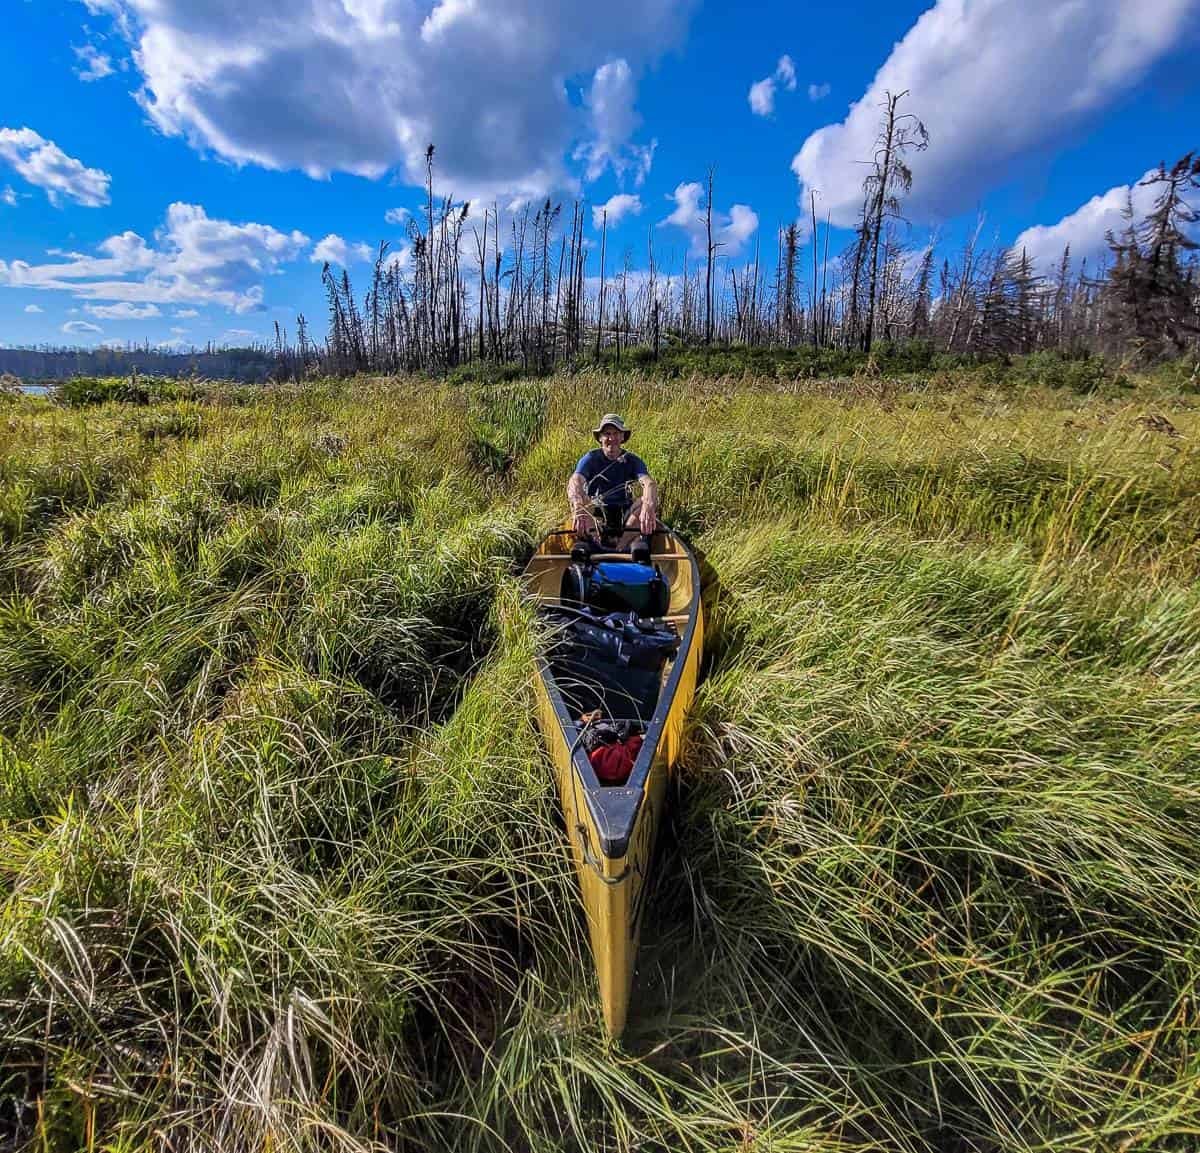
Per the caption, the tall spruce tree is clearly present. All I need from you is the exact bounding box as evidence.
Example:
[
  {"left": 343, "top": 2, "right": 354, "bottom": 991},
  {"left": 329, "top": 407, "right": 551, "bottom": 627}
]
[
  {"left": 1104, "top": 154, "right": 1200, "bottom": 361},
  {"left": 1137, "top": 154, "right": 1200, "bottom": 359}
]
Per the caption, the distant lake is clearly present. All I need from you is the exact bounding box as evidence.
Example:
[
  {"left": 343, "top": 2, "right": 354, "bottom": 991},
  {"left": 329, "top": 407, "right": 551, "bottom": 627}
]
[{"left": 20, "top": 384, "right": 52, "bottom": 396}]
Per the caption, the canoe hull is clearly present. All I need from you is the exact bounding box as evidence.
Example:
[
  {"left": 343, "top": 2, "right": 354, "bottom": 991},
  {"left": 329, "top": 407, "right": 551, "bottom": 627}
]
[{"left": 526, "top": 527, "right": 704, "bottom": 1037}]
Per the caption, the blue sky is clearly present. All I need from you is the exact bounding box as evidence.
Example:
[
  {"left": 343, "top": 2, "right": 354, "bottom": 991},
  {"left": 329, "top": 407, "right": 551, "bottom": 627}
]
[{"left": 2, "top": 0, "right": 1198, "bottom": 351}]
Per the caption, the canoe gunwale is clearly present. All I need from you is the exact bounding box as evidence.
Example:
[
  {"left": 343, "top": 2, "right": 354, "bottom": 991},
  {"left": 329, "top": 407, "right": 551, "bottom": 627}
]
[{"left": 531, "top": 525, "right": 702, "bottom": 860}]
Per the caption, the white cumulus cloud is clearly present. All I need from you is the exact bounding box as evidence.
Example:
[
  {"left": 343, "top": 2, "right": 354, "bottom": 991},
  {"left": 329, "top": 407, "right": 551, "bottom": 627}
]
[
  {"left": 83, "top": 0, "right": 694, "bottom": 200},
  {"left": 807, "top": 82, "right": 830, "bottom": 102},
  {"left": 24, "top": 304, "right": 43, "bottom": 313},
  {"left": 1012, "top": 165, "right": 1200, "bottom": 274},
  {"left": 0, "top": 203, "right": 309, "bottom": 313},
  {"left": 311, "top": 234, "right": 374, "bottom": 266},
  {"left": 385, "top": 207, "right": 410, "bottom": 225},
  {"left": 792, "top": 0, "right": 1200, "bottom": 227},
  {"left": 0, "top": 127, "right": 111, "bottom": 207},
  {"left": 749, "top": 78, "right": 776, "bottom": 117},
  {"left": 593, "top": 193, "right": 643, "bottom": 229},
  {"left": 2, "top": 186, "right": 17, "bottom": 207},
  {"left": 63, "top": 320, "right": 102, "bottom": 334},
  {"left": 661, "top": 181, "right": 758, "bottom": 256}
]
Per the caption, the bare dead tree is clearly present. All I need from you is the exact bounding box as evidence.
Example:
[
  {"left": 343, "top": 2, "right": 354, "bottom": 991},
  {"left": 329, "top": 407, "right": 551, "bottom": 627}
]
[
  {"left": 705, "top": 166, "right": 716, "bottom": 345},
  {"left": 861, "top": 90, "right": 929, "bottom": 352},
  {"left": 596, "top": 208, "right": 608, "bottom": 361}
]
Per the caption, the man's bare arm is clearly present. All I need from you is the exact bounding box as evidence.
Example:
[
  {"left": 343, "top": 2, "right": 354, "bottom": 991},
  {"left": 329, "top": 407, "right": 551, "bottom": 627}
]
[
  {"left": 567, "top": 472, "right": 589, "bottom": 511},
  {"left": 568, "top": 472, "right": 595, "bottom": 535},
  {"left": 638, "top": 475, "right": 658, "bottom": 535}
]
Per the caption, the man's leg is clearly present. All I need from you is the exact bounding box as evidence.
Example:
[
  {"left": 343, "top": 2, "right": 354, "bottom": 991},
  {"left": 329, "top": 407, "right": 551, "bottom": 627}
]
[
  {"left": 598, "top": 502, "right": 631, "bottom": 542},
  {"left": 621, "top": 499, "right": 659, "bottom": 564},
  {"left": 623, "top": 500, "right": 662, "bottom": 532}
]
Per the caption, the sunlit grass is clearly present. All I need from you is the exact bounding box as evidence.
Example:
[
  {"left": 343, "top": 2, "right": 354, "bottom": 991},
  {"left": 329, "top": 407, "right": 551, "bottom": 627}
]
[{"left": 2, "top": 366, "right": 1198, "bottom": 1150}]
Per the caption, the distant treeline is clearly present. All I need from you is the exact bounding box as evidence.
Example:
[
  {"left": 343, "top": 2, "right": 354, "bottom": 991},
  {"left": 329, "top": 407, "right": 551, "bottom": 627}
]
[
  {"left": 0, "top": 343, "right": 277, "bottom": 383},
  {"left": 306, "top": 129, "right": 1199, "bottom": 379},
  {"left": 8, "top": 111, "right": 1197, "bottom": 387}
]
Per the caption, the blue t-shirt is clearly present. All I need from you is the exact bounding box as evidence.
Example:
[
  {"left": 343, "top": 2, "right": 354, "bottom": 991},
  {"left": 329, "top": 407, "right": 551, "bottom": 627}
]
[{"left": 574, "top": 448, "right": 650, "bottom": 508}]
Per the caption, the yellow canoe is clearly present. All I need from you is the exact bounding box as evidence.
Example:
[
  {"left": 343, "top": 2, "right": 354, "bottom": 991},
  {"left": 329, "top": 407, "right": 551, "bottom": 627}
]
[{"left": 523, "top": 526, "right": 704, "bottom": 1037}]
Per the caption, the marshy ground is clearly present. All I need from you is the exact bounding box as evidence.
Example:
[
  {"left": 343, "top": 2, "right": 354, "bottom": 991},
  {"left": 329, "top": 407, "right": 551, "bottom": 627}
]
[{"left": 1, "top": 364, "right": 1199, "bottom": 1151}]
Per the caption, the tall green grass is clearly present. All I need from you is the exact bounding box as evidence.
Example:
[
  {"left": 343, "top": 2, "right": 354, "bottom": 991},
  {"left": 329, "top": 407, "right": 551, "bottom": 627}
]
[{"left": 2, "top": 366, "right": 1198, "bottom": 1150}]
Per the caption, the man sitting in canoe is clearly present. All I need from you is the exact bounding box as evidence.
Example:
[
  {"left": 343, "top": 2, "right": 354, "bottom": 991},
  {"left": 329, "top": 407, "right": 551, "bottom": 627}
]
[{"left": 568, "top": 414, "right": 658, "bottom": 553}]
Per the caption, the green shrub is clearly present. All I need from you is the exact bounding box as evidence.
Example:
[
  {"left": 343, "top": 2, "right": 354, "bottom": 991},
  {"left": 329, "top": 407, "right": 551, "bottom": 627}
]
[
  {"left": 1148, "top": 355, "right": 1200, "bottom": 392},
  {"left": 55, "top": 374, "right": 196, "bottom": 407},
  {"left": 446, "top": 360, "right": 545, "bottom": 387},
  {"left": 1010, "top": 350, "right": 1130, "bottom": 394}
]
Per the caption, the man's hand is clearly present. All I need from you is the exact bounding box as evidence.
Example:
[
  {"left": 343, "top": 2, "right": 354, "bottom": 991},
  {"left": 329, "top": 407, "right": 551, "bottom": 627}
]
[{"left": 573, "top": 509, "right": 596, "bottom": 537}]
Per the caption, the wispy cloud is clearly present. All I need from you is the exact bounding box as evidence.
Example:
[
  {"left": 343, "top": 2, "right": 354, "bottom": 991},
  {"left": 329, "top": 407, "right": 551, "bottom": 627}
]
[
  {"left": 575, "top": 58, "right": 656, "bottom": 186},
  {"left": 85, "top": 301, "right": 161, "bottom": 320},
  {"left": 749, "top": 79, "right": 776, "bottom": 117},
  {"left": 63, "top": 320, "right": 102, "bottom": 334},
  {"left": 73, "top": 44, "right": 115, "bottom": 82},
  {"left": 0, "top": 127, "right": 111, "bottom": 207}
]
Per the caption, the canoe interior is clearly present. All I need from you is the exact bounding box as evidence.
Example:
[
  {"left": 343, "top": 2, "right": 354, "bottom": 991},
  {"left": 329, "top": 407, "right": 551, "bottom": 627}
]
[{"left": 524, "top": 528, "right": 697, "bottom": 765}]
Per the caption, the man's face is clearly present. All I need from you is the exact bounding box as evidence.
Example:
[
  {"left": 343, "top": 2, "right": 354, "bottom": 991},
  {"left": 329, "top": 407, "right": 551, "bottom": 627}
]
[{"left": 599, "top": 427, "right": 624, "bottom": 458}]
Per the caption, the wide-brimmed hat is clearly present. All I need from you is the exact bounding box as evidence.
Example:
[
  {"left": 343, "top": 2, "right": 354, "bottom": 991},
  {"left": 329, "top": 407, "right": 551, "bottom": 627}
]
[{"left": 593, "top": 413, "right": 632, "bottom": 441}]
